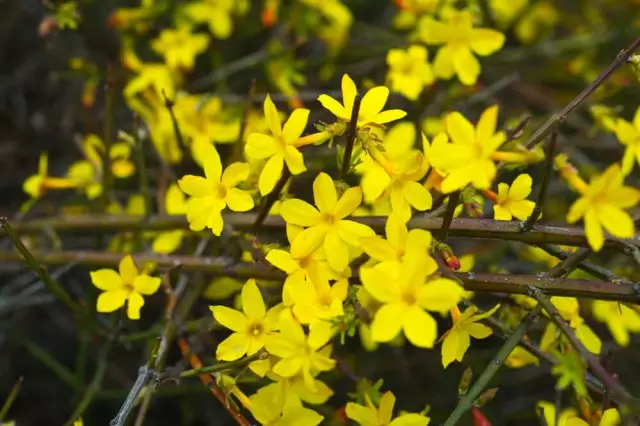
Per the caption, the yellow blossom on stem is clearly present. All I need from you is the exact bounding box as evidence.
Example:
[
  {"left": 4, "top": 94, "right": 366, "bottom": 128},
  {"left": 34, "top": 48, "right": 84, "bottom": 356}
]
[
  {"left": 360, "top": 248, "right": 464, "bottom": 348},
  {"left": 418, "top": 10, "right": 505, "bottom": 85},
  {"left": 23, "top": 153, "right": 76, "bottom": 199},
  {"left": 288, "top": 270, "right": 348, "bottom": 325},
  {"left": 566, "top": 164, "right": 640, "bottom": 252},
  {"left": 540, "top": 297, "right": 601, "bottom": 355},
  {"left": 151, "top": 26, "right": 209, "bottom": 70},
  {"left": 385, "top": 45, "right": 435, "bottom": 101},
  {"left": 90, "top": 254, "right": 161, "bottom": 320},
  {"left": 246, "top": 94, "right": 328, "bottom": 195},
  {"left": 124, "top": 62, "right": 178, "bottom": 100},
  {"left": 178, "top": 144, "right": 254, "bottom": 236},
  {"left": 440, "top": 304, "right": 499, "bottom": 368},
  {"left": 537, "top": 401, "right": 580, "bottom": 426},
  {"left": 280, "top": 173, "right": 375, "bottom": 272},
  {"left": 613, "top": 107, "right": 640, "bottom": 175},
  {"left": 429, "top": 106, "right": 538, "bottom": 193},
  {"left": 359, "top": 122, "right": 432, "bottom": 220},
  {"left": 183, "top": 0, "right": 249, "bottom": 39},
  {"left": 360, "top": 213, "right": 433, "bottom": 265},
  {"left": 210, "top": 279, "right": 280, "bottom": 361},
  {"left": 264, "top": 313, "right": 336, "bottom": 390},
  {"left": 505, "top": 346, "right": 540, "bottom": 368},
  {"left": 492, "top": 174, "right": 536, "bottom": 220},
  {"left": 318, "top": 74, "right": 407, "bottom": 130},
  {"left": 567, "top": 409, "right": 621, "bottom": 426},
  {"left": 592, "top": 301, "right": 640, "bottom": 347},
  {"left": 249, "top": 380, "right": 323, "bottom": 426},
  {"left": 346, "top": 390, "right": 430, "bottom": 426}
]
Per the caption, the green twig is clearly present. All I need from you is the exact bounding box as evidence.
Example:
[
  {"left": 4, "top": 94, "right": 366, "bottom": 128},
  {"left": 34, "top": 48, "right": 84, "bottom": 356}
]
[
  {"left": 528, "top": 286, "right": 639, "bottom": 407},
  {"left": 252, "top": 168, "right": 291, "bottom": 232},
  {"left": 521, "top": 131, "right": 558, "bottom": 232},
  {"left": 176, "top": 353, "right": 261, "bottom": 379},
  {"left": 162, "top": 91, "right": 185, "bottom": 148},
  {"left": 443, "top": 304, "right": 543, "bottom": 426},
  {"left": 0, "top": 376, "right": 23, "bottom": 422},
  {"left": 0, "top": 218, "right": 83, "bottom": 316},
  {"left": 341, "top": 94, "right": 361, "bottom": 177}
]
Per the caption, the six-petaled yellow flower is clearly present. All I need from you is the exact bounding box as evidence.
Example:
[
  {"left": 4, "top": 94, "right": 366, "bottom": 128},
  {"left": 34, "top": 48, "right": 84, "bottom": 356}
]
[
  {"left": 592, "top": 301, "right": 640, "bottom": 347},
  {"left": 151, "top": 26, "right": 209, "bottom": 70},
  {"left": 418, "top": 10, "right": 505, "bottom": 85},
  {"left": 440, "top": 304, "right": 499, "bottom": 367},
  {"left": 280, "top": 172, "right": 375, "bottom": 272},
  {"left": 361, "top": 213, "right": 433, "bottom": 265},
  {"left": 90, "top": 255, "right": 162, "bottom": 320},
  {"left": 210, "top": 279, "right": 280, "bottom": 361},
  {"left": 178, "top": 144, "right": 254, "bottom": 236},
  {"left": 385, "top": 45, "right": 435, "bottom": 101}
]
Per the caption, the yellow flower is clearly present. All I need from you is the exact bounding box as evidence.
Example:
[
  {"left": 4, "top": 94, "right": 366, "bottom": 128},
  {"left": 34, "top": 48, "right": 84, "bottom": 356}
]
[
  {"left": 90, "top": 255, "right": 162, "bottom": 320},
  {"left": 536, "top": 401, "right": 580, "bottom": 426},
  {"left": 567, "top": 408, "right": 621, "bottom": 426},
  {"left": 592, "top": 301, "right": 640, "bottom": 347},
  {"left": 210, "top": 279, "right": 280, "bottom": 361},
  {"left": 493, "top": 174, "right": 536, "bottom": 220},
  {"left": 288, "top": 271, "right": 348, "bottom": 325},
  {"left": 346, "top": 390, "right": 430, "bottom": 426},
  {"left": 359, "top": 122, "right": 432, "bottom": 220},
  {"left": 318, "top": 74, "right": 407, "bottom": 130},
  {"left": 246, "top": 95, "right": 328, "bottom": 195},
  {"left": 151, "top": 26, "right": 209, "bottom": 70},
  {"left": 124, "top": 62, "right": 178, "bottom": 100},
  {"left": 249, "top": 380, "right": 323, "bottom": 426},
  {"left": 360, "top": 249, "right": 464, "bottom": 348},
  {"left": 265, "top": 313, "right": 336, "bottom": 390},
  {"left": 385, "top": 45, "right": 434, "bottom": 101},
  {"left": 540, "top": 297, "right": 601, "bottom": 355},
  {"left": 566, "top": 164, "right": 640, "bottom": 252},
  {"left": 505, "top": 346, "right": 540, "bottom": 368},
  {"left": 178, "top": 144, "right": 254, "bottom": 236},
  {"left": 23, "top": 153, "right": 77, "bottom": 199},
  {"left": 360, "top": 213, "right": 433, "bottom": 265},
  {"left": 613, "top": 107, "right": 640, "bottom": 175},
  {"left": 418, "top": 10, "right": 505, "bottom": 85},
  {"left": 440, "top": 304, "right": 499, "bottom": 368},
  {"left": 429, "top": 106, "right": 534, "bottom": 193},
  {"left": 280, "top": 173, "right": 375, "bottom": 272},
  {"left": 183, "top": 0, "right": 249, "bottom": 39},
  {"left": 152, "top": 184, "right": 188, "bottom": 253}
]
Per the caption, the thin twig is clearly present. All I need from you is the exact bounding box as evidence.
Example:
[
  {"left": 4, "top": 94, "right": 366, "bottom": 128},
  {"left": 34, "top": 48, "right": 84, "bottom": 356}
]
[
  {"left": 439, "top": 191, "right": 460, "bottom": 243},
  {"left": 528, "top": 286, "right": 638, "bottom": 406},
  {"left": 537, "top": 244, "right": 628, "bottom": 283},
  {"left": 443, "top": 305, "right": 543, "bottom": 426},
  {"left": 162, "top": 91, "right": 185, "bottom": 148},
  {"left": 546, "top": 247, "right": 593, "bottom": 278},
  {"left": 341, "top": 94, "right": 361, "bottom": 177},
  {"left": 0, "top": 376, "right": 23, "bottom": 422},
  {"left": 252, "top": 168, "right": 291, "bottom": 232},
  {"left": 521, "top": 131, "right": 558, "bottom": 231},
  {"left": 110, "top": 366, "right": 155, "bottom": 426},
  {"left": 100, "top": 67, "right": 115, "bottom": 212},
  {"left": 0, "top": 218, "right": 83, "bottom": 316},
  {"left": 3, "top": 249, "right": 639, "bottom": 302},
  {"left": 6, "top": 214, "right": 637, "bottom": 250},
  {"left": 176, "top": 353, "right": 261, "bottom": 379},
  {"left": 522, "top": 36, "right": 640, "bottom": 150}
]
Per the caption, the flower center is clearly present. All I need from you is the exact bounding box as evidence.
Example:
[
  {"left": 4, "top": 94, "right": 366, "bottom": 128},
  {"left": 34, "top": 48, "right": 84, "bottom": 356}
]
[
  {"left": 123, "top": 282, "right": 134, "bottom": 294},
  {"left": 318, "top": 294, "right": 333, "bottom": 310},
  {"left": 215, "top": 184, "right": 227, "bottom": 199},
  {"left": 320, "top": 213, "right": 335, "bottom": 226},
  {"left": 402, "top": 291, "right": 417, "bottom": 306},
  {"left": 247, "top": 323, "right": 264, "bottom": 337}
]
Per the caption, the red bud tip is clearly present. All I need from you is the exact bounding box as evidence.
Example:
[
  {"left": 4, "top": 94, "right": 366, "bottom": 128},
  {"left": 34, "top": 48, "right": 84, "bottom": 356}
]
[{"left": 471, "top": 408, "right": 491, "bottom": 426}]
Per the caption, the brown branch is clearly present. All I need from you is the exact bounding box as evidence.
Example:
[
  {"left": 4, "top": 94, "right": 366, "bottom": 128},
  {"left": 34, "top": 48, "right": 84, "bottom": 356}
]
[
  {"left": 4, "top": 214, "right": 638, "bottom": 250},
  {"left": 1, "top": 249, "right": 638, "bottom": 303}
]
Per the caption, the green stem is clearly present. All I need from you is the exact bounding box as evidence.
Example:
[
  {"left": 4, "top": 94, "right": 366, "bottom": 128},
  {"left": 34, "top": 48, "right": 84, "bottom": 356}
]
[
  {"left": 341, "top": 94, "right": 361, "bottom": 177},
  {"left": 177, "top": 353, "right": 260, "bottom": 379},
  {"left": 20, "top": 338, "right": 82, "bottom": 390},
  {"left": 521, "top": 131, "right": 557, "bottom": 232},
  {"left": 443, "top": 305, "right": 543, "bottom": 426},
  {"left": 0, "top": 376, "right": 23, "bottom": 422}
]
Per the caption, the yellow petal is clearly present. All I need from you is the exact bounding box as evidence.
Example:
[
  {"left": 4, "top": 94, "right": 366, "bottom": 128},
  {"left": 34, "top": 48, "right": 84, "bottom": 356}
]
[
  {"left": 242, "top": 279, "right": 266, "bottom": 320},
  {"left": 403, "top": 306, "right": 437, "bottom": 348},
  {"left": 371, "top": 109, "right": 408, "bottom": 125},
  {"left": 324, "top": 231, "right": 349, "bottom": 272},
  {"left": 264, "top": 94, "right": 282, "bottom": 137},
  {"left": 509, "top": 200, "right": 535, "bottom": 221},
  {"left": 280, "top": 199, "right": 321, "bottom": 226},
  {"left": 493, "top": 204, "right": 512, "bottom": 221},
  {"left": 378, "top": 391, "right": 396, "bottom": 424},
  {"left": 597, "top": 205, "right": 634, "bottom": 238},
  {"left": 334, "top": 187, "right": 362, "bottom": 219},
  {"left": 245, "top": 133, "right": 279, "bottom": 160},
  {"left": 361, "top": 236, "right": 397, "bottom": 262},
  {"left": 346, "top": 403, "right": 378, "bottom": 426},
  {"left": 210, "top": 305, "right": 249, "bottom": 332},
  {"left": 266, "top": 249, "right": 299, "bottom": 274},
  {"left": 221, "top": 162, "right": 250, "bottom": 188},
  {"left": 361, "top": 164, "right": 391, "bottom": 203},
  {"left": 599, "top": 408, "right": 621, "bottom": 426},
  {"left": 313, "top": 173, "right": 338, "bottom": 213},
  {"left": 476, "top": 105, "right": 499, "bottom": 144},
  {"left": 90, "top": 269, "right": 122, "bottom": 291},
  {"left": 259, "top": 154, "right": 284, "bottom": 196},
  {"left": 432, "top": 45, "right": 455, "bottom": 80},
  {"left": 509, "top": 174, "right": 532, "bottom": 200},
  {"left": 133, "top": 275, "right": 162, "bottom": 295},
  {"left": 96, "top": 289, "right": 127, "bottom": 313},
  {"left": 127, "top": 292, "right": 144, "bottom": 320},
  {"left": 178, "top": 175, "right": 210, "bottom": 197},
  {"left": 401, "top": 180, "right": 432, "bottom": 211},
  {"left": 360, "top": 266, "right": 396, "bottom": 303},
  {"left": 202, "top": 144, "right": 222, "bottom": 182},
  {"left": 337, "top": 220, "right": 375, "bottom": 245},
  {"left": 445, "top": 111, "right": 475, "bottom": 145},
  {"left": 359, "top": 86, "right": 389, "bottom": 120},
  {"left": 217, "top": 333, "right": 249, "bottom": 361},
  {"left": 225, "top": 188, "right": 254, "bottom": 212},
  {"left": 418, "top": 17, "right": 453, "bottom": 44},
  {"left": 469, "top": 29, "right": 505, "bottom": 56},
  {"left": 283, "top": 146, "right": 306, "bottom": 175},
  {"left": 341, "top": 73, "right": 357, "bottom": 116},
  {"left": 290, "top": 226, "right": 326, "bottom": 259},
  {"left": 119, "top": 255, "right": 138, "bottom": 284},
  {"left": 317, "top": 95, "right": 347, "bottom": 120},
  {"left": 371, "top": 303, "right": 404, "bottom": 342},
  {"left": 282, "top": 108, "right": 310, "bottom": 142},
  {"left": 467, "top": 323, "right": 492, "bottom": 339},
  {"left": 441, "top": 329, "right": 469, "bottom": 367},
  {"left": 419, "top": 278, "right": 464, "bottom": 313},
  {"left": 152, "top": 230, "right": 184, "bottom": 254},
  {"left": 453, "top": 47, "right": 480, "bottom": 86}
]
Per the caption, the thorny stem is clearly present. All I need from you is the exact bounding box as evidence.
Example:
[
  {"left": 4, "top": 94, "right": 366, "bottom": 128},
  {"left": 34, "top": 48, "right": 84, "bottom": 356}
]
[
  {"left": 536, "top": 244, "right": 628, "bottom": 283},
  {"left": 439, "top": 191, "right": 460, "bottom": 243},
  {"left": 0, "top": 218, "right": 83, "bottom": 316},
  {"left": 528, "top": 286, "right": 639, "bottom": 407},
  {"left": 5, "top": 214, "right": 638, "bottom": 250},
  {"left": 100, "top": 67, "right": 115, "bottom": 212},
  {"left": 2, "top": 249, "right": 638, "bottom": 302},
  {"left": 341, "top": 94, "right": 361, "bottom": 177},
  {"left": 0, "top": 376, "right": 23, "bottom": 422},
  {"left": 443, "top": 304, "right": 543, "bottom": 426},
  {"left": 521, "top": 131, "right": 558, "bottom": 232},
  {"left": 546, "top": 247, "right": 593, "bottom": 278},
  {"left": 522, "top": 36, "right": 640, "bottom": 150}
]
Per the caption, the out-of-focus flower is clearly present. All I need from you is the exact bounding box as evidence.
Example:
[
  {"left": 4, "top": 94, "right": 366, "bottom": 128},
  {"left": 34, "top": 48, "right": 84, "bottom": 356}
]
[{"left": 385, "top": 45, "right": 434, "bottom": 101}]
